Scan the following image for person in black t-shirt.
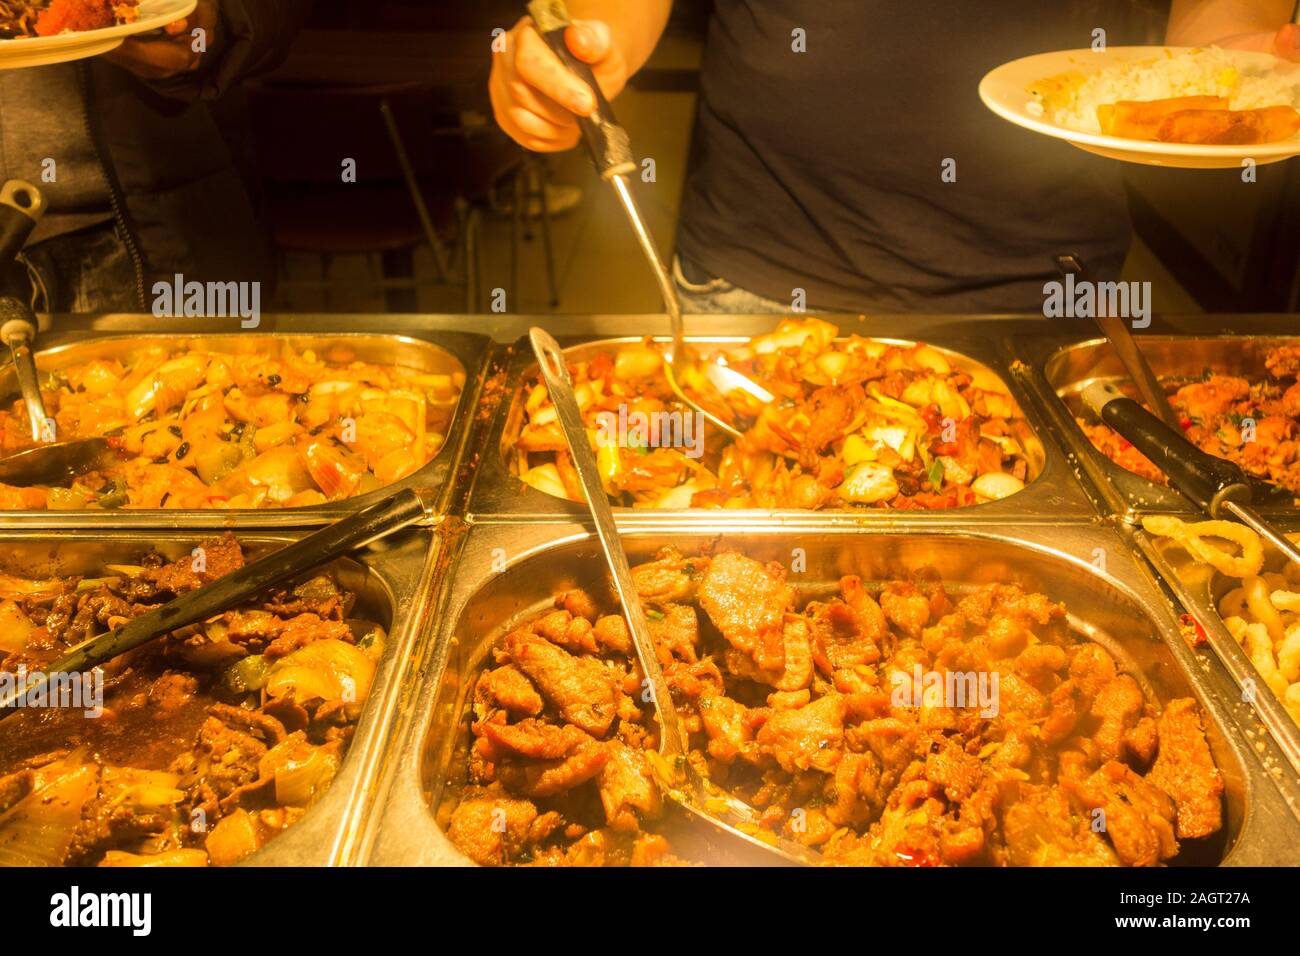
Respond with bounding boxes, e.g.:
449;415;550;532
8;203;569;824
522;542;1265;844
490;1;1300;313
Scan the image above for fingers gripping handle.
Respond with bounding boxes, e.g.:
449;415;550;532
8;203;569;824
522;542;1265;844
1082;381;1251;516
527;0;636;180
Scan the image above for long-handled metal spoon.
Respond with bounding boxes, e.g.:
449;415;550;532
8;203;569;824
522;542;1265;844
0;180;51;444
531;327;817;865
0;296;50;444
0;180;122;485
1083;381;1300;567
0;295;123;488
527;0;773;440
0;486;433;717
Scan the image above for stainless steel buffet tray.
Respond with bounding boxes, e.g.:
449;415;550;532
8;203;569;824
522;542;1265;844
467;330;1097;524
1134;515;1300;782
1011;333;1300;519
0;527;442;867
363;520;1300;867
0;327;492;528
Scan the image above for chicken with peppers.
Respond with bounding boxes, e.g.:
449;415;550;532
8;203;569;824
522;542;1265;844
1080;344;1300;501
512;319;1036;510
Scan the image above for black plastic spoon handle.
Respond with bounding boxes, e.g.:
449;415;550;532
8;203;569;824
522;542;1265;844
0;487;430;715
528;0;635;180
1082;381;1250;515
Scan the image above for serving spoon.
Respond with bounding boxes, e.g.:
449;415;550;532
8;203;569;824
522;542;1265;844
0;180;51;444
527;0;773;441
0;486;434;717
0;181;124;487
0;296;122;489
530;327;818;865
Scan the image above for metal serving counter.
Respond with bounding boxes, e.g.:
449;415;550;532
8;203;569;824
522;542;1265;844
364;520;1300;866
2;310;1297;867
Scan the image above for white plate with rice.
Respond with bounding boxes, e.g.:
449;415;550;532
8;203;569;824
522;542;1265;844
979;46;1300;168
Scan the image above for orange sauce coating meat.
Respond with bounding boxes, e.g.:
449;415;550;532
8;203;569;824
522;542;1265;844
1079;345;1300;500
449;549;1223;866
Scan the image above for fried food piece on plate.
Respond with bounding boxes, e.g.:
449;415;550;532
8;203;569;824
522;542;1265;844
1158;105;1300;144
1097;95;1228;139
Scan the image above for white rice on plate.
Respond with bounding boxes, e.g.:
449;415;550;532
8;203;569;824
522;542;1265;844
1040;48;1300;135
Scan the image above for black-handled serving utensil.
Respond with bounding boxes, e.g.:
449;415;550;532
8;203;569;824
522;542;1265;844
526;0;772;438
530;326;817;865
0;486;434;718
1056;254;1183;433
1082;381;1300;567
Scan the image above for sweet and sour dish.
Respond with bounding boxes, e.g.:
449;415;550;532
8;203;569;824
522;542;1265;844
0;341;463;510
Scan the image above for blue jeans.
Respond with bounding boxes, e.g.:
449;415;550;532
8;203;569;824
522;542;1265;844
672;255;790;314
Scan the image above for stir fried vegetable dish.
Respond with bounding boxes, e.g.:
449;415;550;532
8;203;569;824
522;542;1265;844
450;549;1223;866
0;536;384;866
1080;345;1300;500
0;341;463;510
512;319;1034;510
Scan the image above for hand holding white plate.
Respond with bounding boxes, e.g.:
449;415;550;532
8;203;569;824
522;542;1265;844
980;46;1300;169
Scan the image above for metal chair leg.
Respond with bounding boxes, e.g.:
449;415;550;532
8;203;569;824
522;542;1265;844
380;97;451;282
464;206;482;313
533;159;559;308
510;169;523;310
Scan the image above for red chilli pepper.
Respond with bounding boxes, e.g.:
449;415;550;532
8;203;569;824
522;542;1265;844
894;844;939;867
1180;613;1209;647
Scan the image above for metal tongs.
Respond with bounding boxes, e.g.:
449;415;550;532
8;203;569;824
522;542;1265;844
1055;254;1181;432
527;0;772;439
1057;255;1300;565
1083;382;1300;567
531;327;818;865
0;487;434;718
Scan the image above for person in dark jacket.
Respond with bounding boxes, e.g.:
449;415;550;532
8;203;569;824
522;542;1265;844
490;0;1300;314
0;0;312;313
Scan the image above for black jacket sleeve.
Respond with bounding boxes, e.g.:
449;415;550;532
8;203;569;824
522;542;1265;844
152;0;315;101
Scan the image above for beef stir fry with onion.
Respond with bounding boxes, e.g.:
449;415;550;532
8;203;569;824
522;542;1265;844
449;549;1223;866
0;341;463;510
1080;344;1300;500
0;536;384;866
512;318;1034;510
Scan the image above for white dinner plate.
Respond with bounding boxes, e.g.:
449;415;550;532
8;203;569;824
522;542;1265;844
0;0;197;70
979;46;1300;169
